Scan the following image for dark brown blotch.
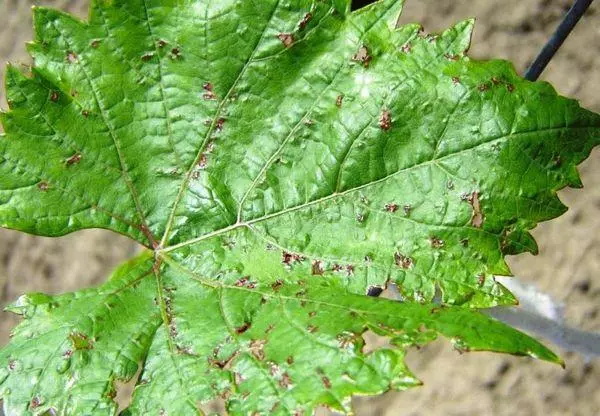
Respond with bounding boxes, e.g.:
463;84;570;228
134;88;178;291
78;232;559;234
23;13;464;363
277;33;294;48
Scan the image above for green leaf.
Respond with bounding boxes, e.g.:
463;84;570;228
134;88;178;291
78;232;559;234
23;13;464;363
0;0;597;414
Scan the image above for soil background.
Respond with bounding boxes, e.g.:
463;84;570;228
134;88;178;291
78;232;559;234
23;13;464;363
0;1;599;415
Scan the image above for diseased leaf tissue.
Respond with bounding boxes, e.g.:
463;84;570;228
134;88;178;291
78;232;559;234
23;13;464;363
0;0;598;414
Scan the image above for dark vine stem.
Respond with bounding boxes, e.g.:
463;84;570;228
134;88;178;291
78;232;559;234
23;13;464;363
524;0;595;81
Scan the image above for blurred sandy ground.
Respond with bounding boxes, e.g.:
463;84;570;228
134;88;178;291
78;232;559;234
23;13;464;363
0;1;599;415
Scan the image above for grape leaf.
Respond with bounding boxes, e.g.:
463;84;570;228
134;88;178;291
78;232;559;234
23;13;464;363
0;0;598;414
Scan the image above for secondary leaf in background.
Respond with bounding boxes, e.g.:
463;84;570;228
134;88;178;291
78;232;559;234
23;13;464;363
0;0;598;414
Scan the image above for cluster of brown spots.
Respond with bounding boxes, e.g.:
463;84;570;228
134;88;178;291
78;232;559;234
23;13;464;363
465;191;484;228
379;110;391;130
216;117;226;131
66;153;82;167
236;322;251;334
321;376;332;389
311;260;324;276
277;33;295;48
38;182;49;191
50;91;60;102
234;276;256;289
282;251;305;266
352;45;372;67
401;43;412;53
141;53;154;62
298;12;312;30
332;264;355;275
157;39;168;48
385;203;398;213
477;274;486;287
249;339;266;361
164;295;178;338
279;372;293;389
429;237;444;248
345;265;354;276
271;279;284;291
203;82;217;100
394;252;414;269
478;83;489;92
332;264;343;272
90;39;100;48
335;94;344;108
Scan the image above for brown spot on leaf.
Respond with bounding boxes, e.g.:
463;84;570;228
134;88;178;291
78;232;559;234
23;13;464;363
249;339;266;361
90;39;100;48
141;53;154;62
385;203;398;213
430;237;444;248
352;45;372;67
452;76;461;85
271;279;284;291
379;110;391;130
321;376;332;389
332;264;343;272
216;118;226;131
478;83;489;92
444;53;459;61
507;84;515;93
394;252;413;269
477;274;486;287
203;82;217;100
236;322;251;334
460;238;469;247
403;204;412;216
50;91;59;102
299;12;312;30
157;39;168;48
82;110;90;118
30;397;41;410
69;331;94;350
282;251;304;265
171;47;182;58
38;182;49;191
336;94;344;108
66;153;82;167
198;153;208;169
345;265;354;276
307;325;318;333
287;356;294;365
277;33;294;48
466;191;484;228
279;372;292;389
401;43;412;53
311;260;324;276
